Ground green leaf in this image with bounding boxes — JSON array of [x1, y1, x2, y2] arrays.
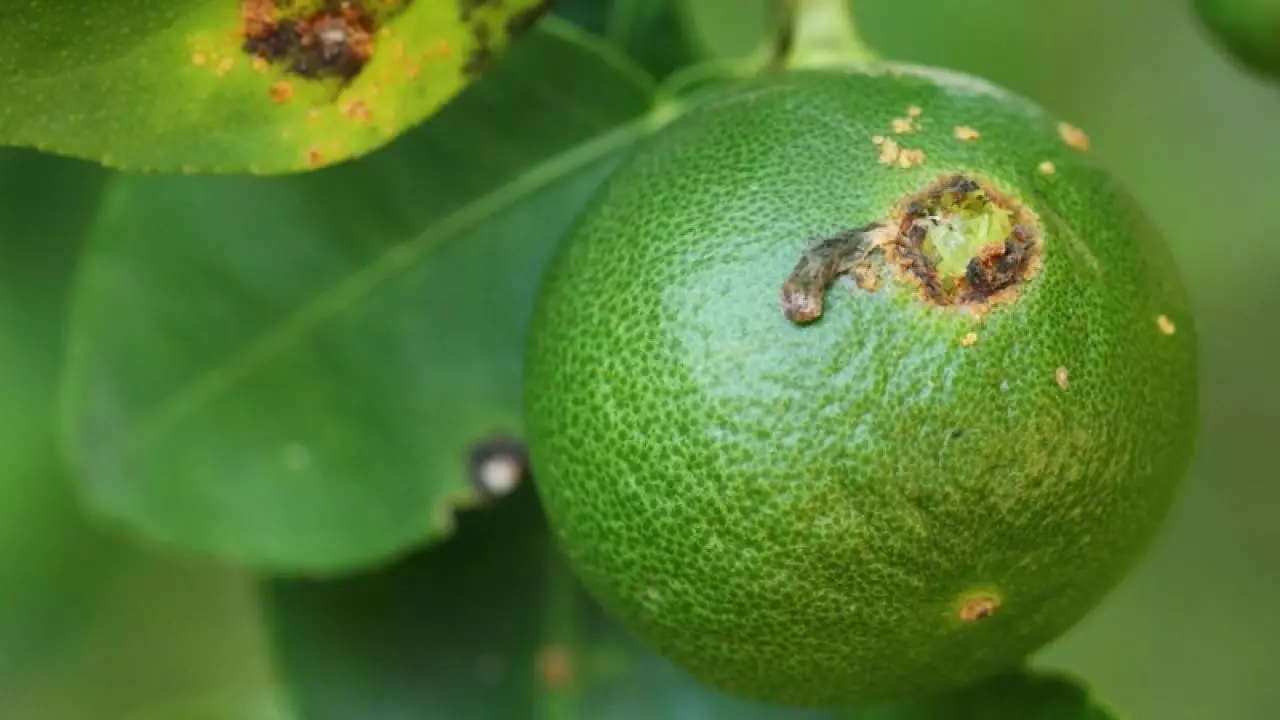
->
[[266, 485, 833, 718], [606, 0, 701, 78], [61, 20, 664, 573], [846, 672, 1121, 720], [0, 0, 555, 173], [678, 0, 777, 60], [0, 149, 274, 720]]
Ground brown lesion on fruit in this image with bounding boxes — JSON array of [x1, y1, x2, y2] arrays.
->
[[780, 222, 896, 324], [956, 590, 1001, 623], [780, 174, 1043, 324], [240, 1, 403, 84]]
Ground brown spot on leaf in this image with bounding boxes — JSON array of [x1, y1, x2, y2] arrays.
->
[[341, 99, 372, 122], [306, 147, 323, 166], [241, 0, 390, 83], [270, 80, 294, 103], [536, 643, 574, 692]]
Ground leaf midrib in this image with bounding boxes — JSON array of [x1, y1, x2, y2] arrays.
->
[[120, 109, 666, 455]]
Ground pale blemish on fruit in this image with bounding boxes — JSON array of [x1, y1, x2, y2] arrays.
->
[[874, 135, 924, 168], [1058, 122, 1091, 152], [536, 643, 574, 692], [1157, 314, 1177, 335], [874, 136, 900, 165], [269, 80, 293, 103], [781, 175, 1041, 323], [1056, 367, 1070, 390], [907, 106, 923, 118], [1038, 160, 1057, 175], [957, 591, 1000, 622], [961, 332, 979, 347], [953, 126, 980, 142], [892, 117, 914, 134]]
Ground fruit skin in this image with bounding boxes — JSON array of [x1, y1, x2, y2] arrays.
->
[[1194, 0, 1280, 79], [524, 65, 1198, 708]]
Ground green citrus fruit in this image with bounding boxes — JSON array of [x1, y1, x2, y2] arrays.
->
[[1194, 0, 1280, 78], [523, 65, 1198, 708]]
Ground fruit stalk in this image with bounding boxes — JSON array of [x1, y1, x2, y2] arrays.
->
[[779, 0, 880, 69]]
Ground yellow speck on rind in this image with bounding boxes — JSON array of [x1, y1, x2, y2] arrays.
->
[[1056, 367, 1070, 390], [892, 117, 915, 134], [961, 332, 979, 347], [1058, 122, 1090, 152], [954, 126, 980, 142], [897, 148, 925, 169], [1038, 160, 1057, 175], [1157, 314, 1177, 335], [877, 137, 901, 165]]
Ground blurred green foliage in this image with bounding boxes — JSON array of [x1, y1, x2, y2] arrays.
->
[[0, 0, 1276, 718]]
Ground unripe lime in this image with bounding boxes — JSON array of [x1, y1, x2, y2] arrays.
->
[[523, 66, 1198, 708], [1194, 0, 1280, 78]]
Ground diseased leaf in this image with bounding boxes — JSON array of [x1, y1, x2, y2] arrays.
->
[[846, 671, 1122, 720], [266, 485, 833, 719], [60, 21, 661, 572], [0, 0, 554, 173]]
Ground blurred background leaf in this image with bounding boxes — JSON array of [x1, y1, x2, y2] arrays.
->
[[60, 22, 660, 573], [267, 484, 830, 719], [846, 672, 1118, 719], [0, 0, 553, 173], [0, 149, 276, 720]]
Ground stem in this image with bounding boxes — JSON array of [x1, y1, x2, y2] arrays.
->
[[778, 0, 880, 70]]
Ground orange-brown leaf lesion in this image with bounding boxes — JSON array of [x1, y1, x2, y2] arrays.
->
[[241, 1, 383, 83]]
